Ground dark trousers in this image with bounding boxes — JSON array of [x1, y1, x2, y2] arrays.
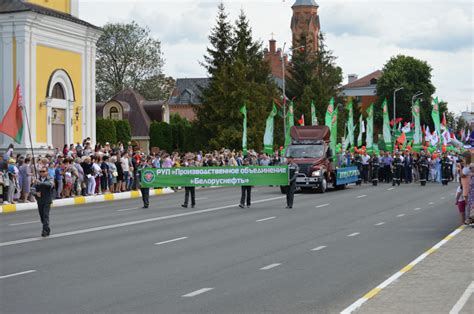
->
[[37, 202, 51, 234], [240, 186, 251, 206], [404, 166, 412, 183], [383, 165, 392, 182], [362, 165, 369, 182], [184, 187, 195, 206], [286, 181, 296, 207], [141, 187, 149, 207]]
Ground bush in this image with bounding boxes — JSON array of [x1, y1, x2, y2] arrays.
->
[[114, 120, 132, 144], [150, 121, 172, 152], [96, 118, 117, 144]]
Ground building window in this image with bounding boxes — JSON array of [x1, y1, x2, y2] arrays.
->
[[52, 83, 65, 99], [370, 78, 377, 85], [109, 106, 120, 120]]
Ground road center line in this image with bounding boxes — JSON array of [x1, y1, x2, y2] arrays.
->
[[449, 281, 474, 314], [256, 216, 276, 222], [387, 187, 395, 191], [347, 232, 360, 237], [429, 202, 435, 205], [0, 270, 36, 279], [260, 263, 281, 270], [155, 237, 188, 245], [414, 207, 421, 211], [315, 203, 330, 208], [311, 246, 327, 251], [8, 221, 39, 226], [0, 195, 286, 248], [182, 288, 214, 297], [397, 214, 405, 217], [117, 207, 140, 212], [440, 196, 445, 199], [356, 195, 367, 199], [375, 222, 386, 226], [195, 197, 208, 201]]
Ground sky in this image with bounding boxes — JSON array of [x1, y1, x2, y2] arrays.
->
[[79, 0, 473, 113]]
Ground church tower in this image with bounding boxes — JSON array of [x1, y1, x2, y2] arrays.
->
[[290, 0, 320, 52]]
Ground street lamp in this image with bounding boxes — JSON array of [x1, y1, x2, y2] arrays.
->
[[281, 42, 305, 137], [412, 91, 423, 106], [393, 87, 404, 137]]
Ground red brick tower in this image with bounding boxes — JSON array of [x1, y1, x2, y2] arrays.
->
[[290, 0, 320, 52], [263, 38, 288, 80]]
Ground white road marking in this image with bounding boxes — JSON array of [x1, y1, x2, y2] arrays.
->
[[356, 195, 367, 199], [311, 246, 327, 251], [429, 202, 435, 205], [260, 263, 281, 270], [155, 237, 188, 245], [387, 187, 395, 191], [440, 196, 446, 200], [450, 193, 455, 196], [397, 214, 405, 217], [414, 207, 421, 211], [182, 288, 214, 297], [315, 203, 330, 208], [116, 207, 140, 212], [449, 281, 474, 314], [195, 197, 208, 201], [256, 216, 276, 222], [375, 222, 386, 226], [347, 232, 360, 237], [0, 270, 36, 279], [0, 195, 286, 248], [8, 221, 39, 226]]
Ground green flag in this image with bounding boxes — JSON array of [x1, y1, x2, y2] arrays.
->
[[263, 103, 278, 154], [325, 97, 334, 127], [431, 97, 441, 138], [330, 107, 338, 159], [284, 101, 295, 148], [346, 100, 354, 147], [357, 114, 364, 147], [366, 103, 374, 154], [382, 98, 392, 152], [311, 100, 318, 125], [413, 99, 422, 152], [240, 104, 247, 156]]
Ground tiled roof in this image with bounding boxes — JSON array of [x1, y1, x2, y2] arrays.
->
[[169, 78, 210, 105], [341, 70, 382, 89], [292, 0, 319, 8], [0, 0, 100, 29]]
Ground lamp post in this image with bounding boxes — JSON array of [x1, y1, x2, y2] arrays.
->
[[281, 43, 305, 137], [392, 87, 404, 136], [411, 91, 423, 107]]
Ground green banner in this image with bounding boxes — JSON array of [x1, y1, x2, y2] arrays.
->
[[141, 166, 289, 188], [382, 98, 392, 152], [366, 103, 374, 154], [263, 103, 278, 154], [240, 104, 247, 155]]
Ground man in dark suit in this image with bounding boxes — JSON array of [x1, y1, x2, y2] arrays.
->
[[403, 151, 413, 184], [286, 156, 299, 209], [239, 157, 252, 208], [33, 166, 55, 237]]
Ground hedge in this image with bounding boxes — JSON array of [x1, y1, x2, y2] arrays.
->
[[114, 120, 132, 144], [96, 118, 117, 144]]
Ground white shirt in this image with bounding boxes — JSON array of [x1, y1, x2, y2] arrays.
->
[[121, 157, 130, 172]]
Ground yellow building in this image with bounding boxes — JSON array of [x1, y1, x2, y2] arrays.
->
[[0, 0, 101, 153]]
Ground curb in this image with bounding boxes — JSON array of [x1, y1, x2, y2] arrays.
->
[[0, 188, 174, 214], [340, 225, 466, 314]]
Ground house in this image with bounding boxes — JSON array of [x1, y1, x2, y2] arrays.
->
[[167, 78, 209, 121], [340, 70, 383, 110]]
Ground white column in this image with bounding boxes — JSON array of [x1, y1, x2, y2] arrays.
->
[[91, 43, 97, 145], [1, 23, 14, 147]]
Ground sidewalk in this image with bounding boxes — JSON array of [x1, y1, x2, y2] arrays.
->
[[0, 188, 174, 214], [348, 225, 474, 313]]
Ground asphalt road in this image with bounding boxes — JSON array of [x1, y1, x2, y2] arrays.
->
[[0, 183, 460, 313]]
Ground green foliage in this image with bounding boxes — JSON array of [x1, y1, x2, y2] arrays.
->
[[149, 121, 172, 152], [96, 21, 166, 101], [137, 75, 175, 100], [376, 55, 436, 127], [114, 120, 132, 144], [286, 33, 343, 139], [197, 7, 279, 152], [96, 118, 117, 145]]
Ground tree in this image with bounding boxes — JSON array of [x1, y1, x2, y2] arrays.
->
[[286, 33, 343, 135], [376, 55, 436, 126], [114, 120, 132, 144], [149, 121, 172, 152], [197, 8, 279, 151], [96, 118, 117, 144], [137, 74, 175, 101], [96, 21, 166, 101]]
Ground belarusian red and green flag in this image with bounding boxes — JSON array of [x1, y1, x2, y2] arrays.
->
[[263, 103, 278, 154], [240, 104, 247, 156], [0, 82, 23, 144]]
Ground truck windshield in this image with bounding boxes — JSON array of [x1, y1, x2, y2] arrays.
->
[[286, 145, 324, 158]]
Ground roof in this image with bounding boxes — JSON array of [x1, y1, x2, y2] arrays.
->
[[292, 0, 319, 8], [0, 0, 100, 29], [169, 78, 210, 105], [341, 70, 383, 89]]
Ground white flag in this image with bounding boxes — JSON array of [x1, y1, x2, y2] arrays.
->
[[442, 130, 451, 145], [425, 125, 432, 141], [401, 123, 411, 134], [430, 131, 439, 146]]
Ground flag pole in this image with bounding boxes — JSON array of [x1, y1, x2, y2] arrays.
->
[[18, 82, 38, 179]]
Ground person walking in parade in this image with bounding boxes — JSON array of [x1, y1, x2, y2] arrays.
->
[[403, 150, 413, 184], [441, 152, 452, 186], [370, 153, 380, 186], [419, 151, 429, 186], [383, 151, 393, 183], [286, 156, 299, 209], [33, 166, 54, 237], [182, 158, 196, 208], [392, 151, 403, 186], [138, 157, 151, 208], [239, 157, 252, 208]]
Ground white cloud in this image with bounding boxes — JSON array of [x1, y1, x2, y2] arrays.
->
[[79, 0, 473, 113]]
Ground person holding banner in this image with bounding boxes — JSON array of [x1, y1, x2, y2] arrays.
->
[[138, 157, 151, 208], [239, 157, 252, 208], [182, 158, 196, 208], [32, 166, 54, 237], [286, 157, 299, 209]]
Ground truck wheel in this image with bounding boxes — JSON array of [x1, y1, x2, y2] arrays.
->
[[280, 186, 288, 194], [317, 178, 327, 193]]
